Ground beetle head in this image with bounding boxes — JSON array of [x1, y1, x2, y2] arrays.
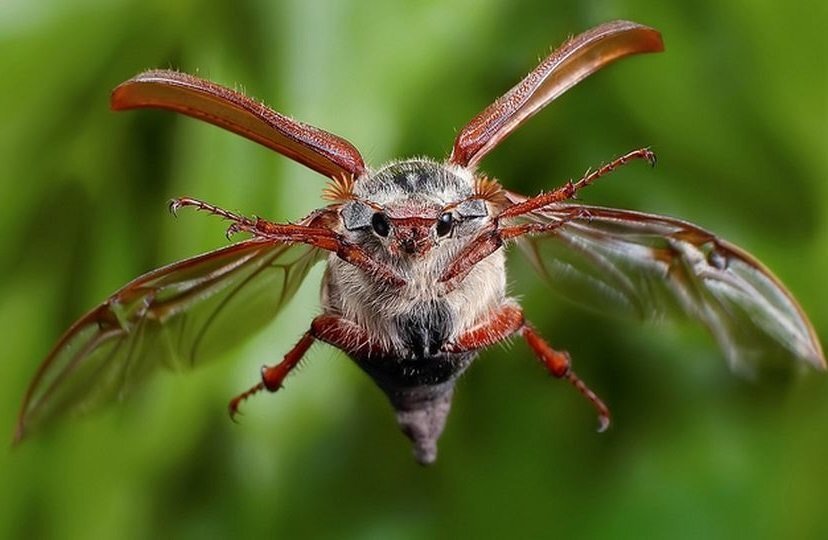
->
[[339, 159, 491, 261]]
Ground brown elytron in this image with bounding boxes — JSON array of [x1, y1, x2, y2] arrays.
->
[[16, 21, 824, 464]]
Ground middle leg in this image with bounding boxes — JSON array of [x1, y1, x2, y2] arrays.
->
[[228, 331, 315, 420], [228, 314, 388, 420]]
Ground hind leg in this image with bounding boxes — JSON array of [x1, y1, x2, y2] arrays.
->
[[445, 303, 611, 431]]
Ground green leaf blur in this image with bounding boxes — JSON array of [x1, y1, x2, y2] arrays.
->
[[1, 1, 826, 539]]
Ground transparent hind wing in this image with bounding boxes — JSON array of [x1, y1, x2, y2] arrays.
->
[[16, 239, 324, 441], [513, 203, 825, 375]]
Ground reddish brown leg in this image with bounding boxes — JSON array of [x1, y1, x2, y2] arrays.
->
[[228, 332, 315, 420], [440, 149, 654, 290], [442, 304, 609, 431], [310, 315, 388, 359], [438, 207, 586, 290], [438, 227, 502, 289], [228, 314, 389, 420], [169, 196, 256, 237], [521, 325, 611, 432], [443, 303, 525, 353], [169, 196, 406, 287], [499, 147, 655, 219]]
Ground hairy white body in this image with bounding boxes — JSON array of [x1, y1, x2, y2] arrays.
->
[[321, 159, 509, 357], [322, 247, 506, 355]]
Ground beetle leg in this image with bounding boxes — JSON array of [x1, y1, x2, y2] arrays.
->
[[441, 150, 641, 289], [438, 226, 502, 291], [310, 315, 388, 358], [252, 225, 408, 287], [499, 147, 655, 219], [498, 206, 591, 239], [438, 208, 584, 291], [444, 304, 610, 431], [228, 332, 315, 420], [169, 196, 256, 235], [442, 303, 525, 353], [521, 324, 611, 432], [229, 315, 387, 420], [169, 196, 406, 287]]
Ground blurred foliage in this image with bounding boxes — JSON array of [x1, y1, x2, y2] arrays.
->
[[1, 0, 827, 538]]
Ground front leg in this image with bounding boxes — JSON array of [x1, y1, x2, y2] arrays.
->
[[446, 303, 610, 431], [498, 147, 655, 219], [438, 207, 584, 291], [440, 148, 655, 290], [170, 196, 406, 287]]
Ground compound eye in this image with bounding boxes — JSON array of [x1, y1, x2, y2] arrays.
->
[[371, 212, 390, 237], [436, 212, 453, 237]]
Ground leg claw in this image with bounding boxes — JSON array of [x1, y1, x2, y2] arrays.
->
[[597, 413, 611, 433], [643, 147, 657, 167], [227, 382, 265, 423]]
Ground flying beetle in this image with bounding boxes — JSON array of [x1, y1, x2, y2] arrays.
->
[[15, 20, 824, 464]]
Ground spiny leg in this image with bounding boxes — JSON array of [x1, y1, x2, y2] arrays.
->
[[228, 332, 315, 420], [310, 315, 387, 358], [439, 206, 587, 291], [169, 196, 406, 287], [442, 305, 609, 431], [521, 325, 610, 432], [168, 196, 331, 240], [439, 149, 655, 290], [441, 149, 655, 289], [229, 315, 390, 421], [499, 147, 656, 219], [443, 303, 525, 353], [169, 196, 265, 239]]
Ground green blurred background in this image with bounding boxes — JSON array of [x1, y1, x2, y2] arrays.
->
[[1, 0, 826, 538]]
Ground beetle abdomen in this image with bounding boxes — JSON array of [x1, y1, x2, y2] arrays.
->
[[397, 300, 452, 361], [353, 351, 476, 466]]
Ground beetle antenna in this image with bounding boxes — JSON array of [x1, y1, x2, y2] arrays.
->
[[473, 175, 508, 205], [322, 173, 356, 202]]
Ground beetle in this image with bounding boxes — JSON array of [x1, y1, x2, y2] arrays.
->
[[15, 20, 824, 464]]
